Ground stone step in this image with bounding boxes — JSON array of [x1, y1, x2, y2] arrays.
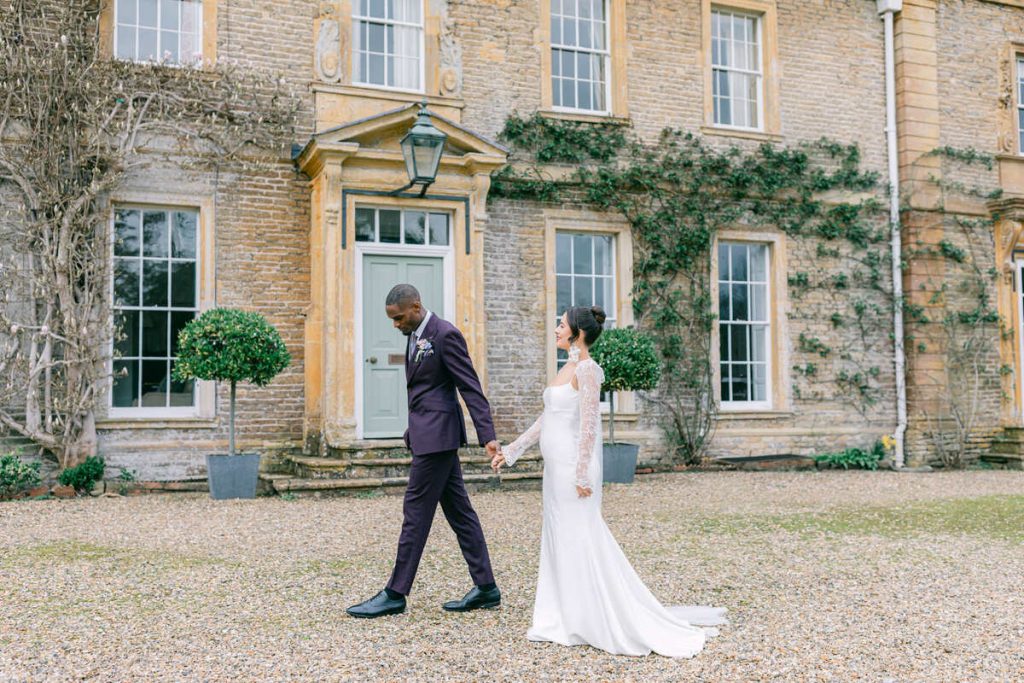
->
[[259, 470, 543, 498], [286, 452, 543, 480], [321, 440, 490, 461], [989, 439, 1024, 455]]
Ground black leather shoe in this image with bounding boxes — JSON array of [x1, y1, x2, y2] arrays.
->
[[442, 586, 501, 612], [346, 590, 406, 618]]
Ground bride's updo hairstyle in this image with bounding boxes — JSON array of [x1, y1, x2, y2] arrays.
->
[[566, 305, 607, 347]]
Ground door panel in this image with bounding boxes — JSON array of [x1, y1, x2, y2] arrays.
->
[[362, 254, 444, 437]]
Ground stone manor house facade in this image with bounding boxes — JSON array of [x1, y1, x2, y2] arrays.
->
[[62, 0, 1024, 486]]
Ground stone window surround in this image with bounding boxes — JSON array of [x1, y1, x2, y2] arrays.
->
[[538, 0, 629, 120], [701, 0, 781, 141], [101, 191, 217, 427], [543, 211, 635, 415], [99, 0, 219, 67], [711, 229, 790, 415]]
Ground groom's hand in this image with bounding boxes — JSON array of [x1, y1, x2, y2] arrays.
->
[[485, 440, 501, 460]]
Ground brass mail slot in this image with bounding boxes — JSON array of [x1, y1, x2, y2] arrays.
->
[[388, 353, 406, 365]]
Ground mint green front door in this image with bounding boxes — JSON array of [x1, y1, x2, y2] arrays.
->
[[362, 254, 445, 438]]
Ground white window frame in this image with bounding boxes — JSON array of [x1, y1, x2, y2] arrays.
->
[[555, 230, 617, 407], [551, 0, 612, 115], [711, 7, 764, 132], [353, 206, 452, 247], [113, 0, 204, 66], [718, 241, 772, 410], [108, 204, 202, 419], [352, 0, 426, 94]]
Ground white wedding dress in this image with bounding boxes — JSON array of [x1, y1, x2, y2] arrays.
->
[[502, 359, 727, 658]]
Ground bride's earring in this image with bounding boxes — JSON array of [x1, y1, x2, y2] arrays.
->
[[568, 343, 580, 363]]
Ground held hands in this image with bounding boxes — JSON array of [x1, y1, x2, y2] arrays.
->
[[575, 485, 592, 498], [486, 440, 505, 473]]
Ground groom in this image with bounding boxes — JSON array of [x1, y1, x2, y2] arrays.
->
[[346, 284, 503, 618]]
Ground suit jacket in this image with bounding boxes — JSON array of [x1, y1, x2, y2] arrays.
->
[[403, 314, 497, 456]]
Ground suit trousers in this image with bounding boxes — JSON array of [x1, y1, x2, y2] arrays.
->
[[387, 449, 495, 595]]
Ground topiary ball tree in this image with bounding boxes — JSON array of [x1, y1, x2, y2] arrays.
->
[[589, 327, 660, 444], [173, 308, 290, 456]]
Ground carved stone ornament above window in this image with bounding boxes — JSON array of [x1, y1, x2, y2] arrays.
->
[[315, 2, 343, 83]]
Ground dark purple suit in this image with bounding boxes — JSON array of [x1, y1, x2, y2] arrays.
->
[[387, 314, 496, 595]]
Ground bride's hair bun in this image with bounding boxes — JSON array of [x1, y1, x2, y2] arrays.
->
[[590, 306, 607, 326], [566, 305, 606, 346]]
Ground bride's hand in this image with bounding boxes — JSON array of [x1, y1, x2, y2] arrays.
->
[[576, 485, 592, 498]]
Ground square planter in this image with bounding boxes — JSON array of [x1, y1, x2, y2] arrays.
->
[[602, 443, 639, 484], [206, 453, 261, 500]]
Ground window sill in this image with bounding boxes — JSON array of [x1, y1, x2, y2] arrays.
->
[[540, 110, 631, 126], [311, 82, 465, 109], [716, 410, 794, 421], [701, 125, 783, 143], [97, 417, 218, 430]]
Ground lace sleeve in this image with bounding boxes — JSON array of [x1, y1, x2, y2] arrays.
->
[[502, 414, 542, 467], [575, 360, 603, 490]]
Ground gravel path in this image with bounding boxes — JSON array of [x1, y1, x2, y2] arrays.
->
[[2, 471, 1024, 682]]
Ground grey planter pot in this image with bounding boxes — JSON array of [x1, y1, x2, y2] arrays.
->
[[205, 453, 261, 500], [602, 443, 639, 484]]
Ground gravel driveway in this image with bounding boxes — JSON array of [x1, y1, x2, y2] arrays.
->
[[2, 470, 1024, 682]]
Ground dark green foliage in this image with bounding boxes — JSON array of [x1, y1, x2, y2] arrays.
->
[[590, 328, 661, 393], [0, 453, 42, 498], [173, 308, 290, 387], [814, 441, 885, 470], [58, 455, 105, 493], [498, 112, 627, 164]]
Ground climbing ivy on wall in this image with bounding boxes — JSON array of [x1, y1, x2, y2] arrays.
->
[[489, 112, 1000, 466]]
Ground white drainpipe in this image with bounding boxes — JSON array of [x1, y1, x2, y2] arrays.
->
[[879, 0, 907, 468]]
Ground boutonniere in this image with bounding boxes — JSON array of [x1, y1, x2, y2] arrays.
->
[[414, 338, 434, 363]]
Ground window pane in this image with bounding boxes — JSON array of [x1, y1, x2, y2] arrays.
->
[[168, 361, 195, 406], [171, 311, 194, 356], [355, 207, 375, 241], [573, 234, 593, 274], [730, 324, 748, 362], [719, 284, 729, 321], [731, 283, 748, 321], [118, 0, 137, 23], [752, 364, 766, 401], [556, 275, 572, 315], [594, 235, 612, 275], [143, 211, 168, 257], [732, 363, 748, 401], [379, 210, 400, 243], [719, 326, 729, 363], [368, 52, 386, 85], [404, 211, 426, 245], [718, 242, 730, 281], [556, 232, 572, 273], [114, 259, 140, 307], [115, 209, 140, 256], [428, 213, 449, 246], [116, 26, 136, 59], [139, 0, 158, 27], [366, 0, 386, 18], [730, 244, 747, 280], [115, 310, 140, 358], [720, 362, 731, 402], [142, 261, 168, 307], [112, 360, 140, 407], [171, 211, 197, 258], [161, 0, 179, 30], [141, 359, 169, 407], [171, 262, 196, 307], [142, 311, 168, 357], [751, 325, 767, 362], [573, 275, 594, 305], [138, 28, 158, 60]]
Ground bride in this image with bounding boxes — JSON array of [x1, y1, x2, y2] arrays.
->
[[491, 305, 727, 658]]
